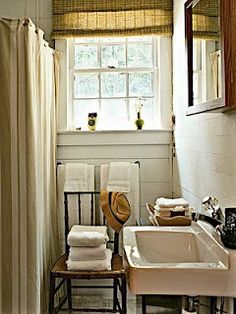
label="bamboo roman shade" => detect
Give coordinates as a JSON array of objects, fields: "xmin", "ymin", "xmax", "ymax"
[
  {"xmin": 52, "ymin": 0, "xmax": 173, "ymax": 39},
  {"xmin": 192, "ymin": 0, "xmax": 220, "ymax": 39}
]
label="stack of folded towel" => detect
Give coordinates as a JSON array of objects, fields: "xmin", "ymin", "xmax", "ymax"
[
  {"xmin": 66, "ymin": 225, "xmax": 112, "ymax": 271},
  {"xmin": 154, "ymin": 197, "xmax": 192, "ymax": 218}
]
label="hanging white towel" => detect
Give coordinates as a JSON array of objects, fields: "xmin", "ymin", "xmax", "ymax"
[
  {"xmin": 67, "ymin": 225, "xmax": 109, "ymax": 247},
  {"xmin": 107, "ymin": 162, "xmax": 131, "ymax": 192},
  {"xmin": 64, "ymin": 163, "xmax": 88, "ymax": 191},
  {"xmin": 69, "ymin": 243, "xmax": 107, "ymax": 261},
  {"xmin": 57, "ymin": 164, "xmax": 95, "ymax": 251},
  {"xmin": 100, "ymin": 163, "xmax": 139, "ymax": 228},
  {"xmin": 66, "ymin": 249, "xmax": 112, "ymax": 271},
  {"xmin": 64, "ymin": 163, "xmax": 94, "ymax": 228}
]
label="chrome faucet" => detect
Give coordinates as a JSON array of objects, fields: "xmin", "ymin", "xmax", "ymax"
[
  {"xmin": 201, "ymin": 195, "xmax": 224, "ymax": 222},
  {"xmin": 192, "ymin": 196, "xmax": 224, "ymax": 228}
]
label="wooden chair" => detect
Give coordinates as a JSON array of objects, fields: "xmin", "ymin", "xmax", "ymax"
[{"xmin": 49, "ymin": 191, "xmax": 127, "ymax": 313}]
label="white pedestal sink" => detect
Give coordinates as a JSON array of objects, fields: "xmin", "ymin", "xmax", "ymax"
[{"xmin": 123, "ymin": 222, "xmax": 236, "ymax": 297}]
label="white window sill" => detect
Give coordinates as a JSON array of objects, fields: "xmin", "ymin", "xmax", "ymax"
[
  {"xmin": 57, "ymin": 129, "xmax": 172, "ymax": 146},
  {"xmin": 57, "ymin": 129, "xmax": 172, "ymax": 134}
]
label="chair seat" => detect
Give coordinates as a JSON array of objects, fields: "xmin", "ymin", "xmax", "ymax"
[{"xmin": 51, "ymin": 253, "xmax": 126, "ymax": 279}]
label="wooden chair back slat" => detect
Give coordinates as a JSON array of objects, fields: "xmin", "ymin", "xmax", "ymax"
[{"xmin": 63, "ymin": 191, "xmax": 119, "ymax": 255}]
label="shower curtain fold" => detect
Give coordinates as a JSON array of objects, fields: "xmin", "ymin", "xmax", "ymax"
[{"xmin": 0, "ymin": 18, "xmax": 61, "ymax": 314}]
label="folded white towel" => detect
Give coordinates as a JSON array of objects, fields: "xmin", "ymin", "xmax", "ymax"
[
  {"xmin": 68, "ymin": 225, "xmax": 109, "ymax": 247},
  {"xmin": 64, "ymin": 163, "xmax": 88, "ymax": 191},
  {"xmin": 69, "ymin": 244, "xmax": 107, "ymax": 261},
  {"xmin": 155, "ymin": 197, "xmax": 189, "ymax": 208},
  {"xmin": 66, "ymin": 249, "xmax": 112, "ymax": 271},
  {"xmin": 107, "ymin": 162, "xmax": 131, "ymax": 193}
]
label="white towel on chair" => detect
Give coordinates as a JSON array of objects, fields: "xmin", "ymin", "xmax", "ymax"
[
  {"xmin": 69, "ymin": 244, "xmax": 107, "ymax": 261},
  {"xmin": 67, "ymin": 225, "xmax": 109, "ymax": 247},
  {"xmin": 66, "ymin": 249, "xmax": 112, "ymax": 271},
  {"xmin": 107, "ymin": 162, "xmax": 131, "ymax": 192}
]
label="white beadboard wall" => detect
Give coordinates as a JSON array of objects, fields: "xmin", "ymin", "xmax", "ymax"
[
  {"xmin": 0, "ymin": 0, "xmax": 52, "ymax": 44},
  {"xmin": 173, "ymin": 2, "xmax": 236, "ymax": 312},
  {"xmin": 173, "ymin": 0, "xmax": 236, "ymax": 212},
  {"xmin": 57, "ymin": 130, "xmax": 173, "ymax": 219}
]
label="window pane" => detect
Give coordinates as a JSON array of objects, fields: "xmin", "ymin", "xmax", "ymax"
[
  {"xmin": 75, "ymin": 45, "xmax": 99, "ymax": 69},
  {"xmin": 74, "ymin": 100, "xmax": 99, "ymax": 130},
  {"xmin": 127, "ymin": 44, "xmax": 153, "ymax": 67},
  {"xmin": 100, "ymin": 99, "xmax": 128, "ymax": 130},
  {"xmin": 101, "ymin": 73, "xmax": 126, "ymax": 97},
  {"xmin": 74, "ymin": 73, "xmax": 99, "ymax": 98},
  {"xmin": 102, "ymin": 37, "xmax": 125, "ymax": 43},
  {"xmin": 129, "ymin": 73, "xmax": 153, "ymax": 97},
  {"xmin": 101, "ymin": 45, "xmax": 126, "ymax": 68},
  {"xmin": 75, "ymin": 38, "xmax": 98, "ymax": 44},
  {"xmin": 128, "ymin": 36, "xmax": 153, "ymax": 43}
]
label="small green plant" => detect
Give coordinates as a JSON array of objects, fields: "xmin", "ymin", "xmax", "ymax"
[{"xmin": 135, "ymin": 97, "xmax": 144, "ymax": 130}]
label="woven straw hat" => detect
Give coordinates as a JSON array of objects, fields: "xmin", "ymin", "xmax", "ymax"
[{"xmin": 100, "ymin": 189, "xmax": 131, "ymax": 233}]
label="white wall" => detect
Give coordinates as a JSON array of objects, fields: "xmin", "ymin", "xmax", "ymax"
[
  {"xmin": 57, "ymin": 130, "xmax": 172, "ymax": 220},
  {"xmin": 55, "ymin": 36, "xmax": 173, "ymax": 222},
  {"xmin": 0, "ymin": 0, "xmax": 52, "ymax": 44},
  {"xmin": 173, "ymin": 1, "xmax": 236, "ymax": 312},
  {"xmin": 173, "ymin": 0, "xmax": 236, "ymax": 212}
]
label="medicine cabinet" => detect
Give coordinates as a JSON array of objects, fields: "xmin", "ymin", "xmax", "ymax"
[{"xmin": 185, "ymin": 0, "xmax": 236, "ymax": 115}]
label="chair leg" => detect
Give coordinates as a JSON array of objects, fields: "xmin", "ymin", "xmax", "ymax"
[
  {"xmin": 142, "ymin": 295, "xmax": 146, "ymax": 314},
  {"xmin": 67, "ymin": 279, "xmax": 72, "ymax": 310},
  {"xmin": 210, "ymin": 297, "xmax": 217, "ymax": 314},
  {"xmin": 49, "ymin": 275, "xmax": 55, "ymax": 314},
  {"xmin": 113, "ymin": 278, "xmax": 118, "ymax": 311},
  {"xmin": 121, "ymin": 275, "xmax": 127, "ymax": 314}
]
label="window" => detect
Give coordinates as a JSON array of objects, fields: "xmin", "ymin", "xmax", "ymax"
[
  {"xmin": 56, "ymin": 36, "xmax": 172, "ymax": 131},
  {"xmin": 69, "ymin": 36, "xmax": 159, "ymax": 131}
]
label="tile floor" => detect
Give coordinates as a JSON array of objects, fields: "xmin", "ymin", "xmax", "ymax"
[{"xmin": 63, "ymin": 296, "xmax": 194, "ymax": 314}]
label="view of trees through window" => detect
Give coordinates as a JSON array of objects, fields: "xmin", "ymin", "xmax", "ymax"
[{"xmin": 72, "ymin": 36, "xmax": 158, "ymax": 130}]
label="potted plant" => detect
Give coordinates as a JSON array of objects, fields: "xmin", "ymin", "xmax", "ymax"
[{"xmin": 135, "ymin": 97, "xmax": 144, "ymax": 130}]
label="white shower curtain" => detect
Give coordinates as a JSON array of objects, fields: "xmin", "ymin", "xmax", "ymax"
[{"xmin": 0, "ymin": 18, "xmax": 61, "ymax": 314}]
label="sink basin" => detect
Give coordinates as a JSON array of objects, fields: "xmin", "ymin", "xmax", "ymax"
[
  {"xmin": 123, "ymin": 223, "xmax": 236, "ymax": 296},
  {"xmin": 125, "ymin": 225, "xmax": 228, "ymax": 269}
]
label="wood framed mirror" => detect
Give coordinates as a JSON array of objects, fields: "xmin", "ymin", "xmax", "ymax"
[{"xmin": 185, "ymin": 0, "xmax": 226, "ymax": 115}]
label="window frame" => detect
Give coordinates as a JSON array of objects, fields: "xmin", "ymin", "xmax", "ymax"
[{"xmin": 55, "ymin": 36, "xmax": 172, "ymax": 132}]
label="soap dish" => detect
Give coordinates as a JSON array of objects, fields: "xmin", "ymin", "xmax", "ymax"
[{"xmin": 155, "ymin": 215, "xmax": 192, "ymax": 227}]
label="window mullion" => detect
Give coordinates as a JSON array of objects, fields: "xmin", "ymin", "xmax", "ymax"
[
  {"xmin": 70, "ymin": 39, "xmax": 75, "ymax": 130},
  {"xmin": 125, "ymin": 39, "xmax": 130, "ymax": 122},
  {"xmin": 98, "ymin": 41, "xmax": 102, "ymax": 112},
  {"xmin": 151, "ymin": 36, "xmax": 158, "ymax": 126}
]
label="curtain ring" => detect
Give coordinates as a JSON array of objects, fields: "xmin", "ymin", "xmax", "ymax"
[{"xmin": 23, "ymin": 18, "xmax": 30, "ymax": 26}]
